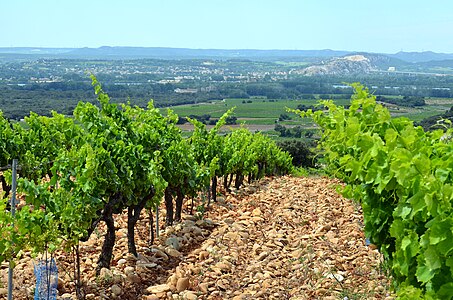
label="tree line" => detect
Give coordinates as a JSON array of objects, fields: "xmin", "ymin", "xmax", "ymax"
[{"xmin": 2, "ymin": 71, "xmax": 452, "ymax": 120}]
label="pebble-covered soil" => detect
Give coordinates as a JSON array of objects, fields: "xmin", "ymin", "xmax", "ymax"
[{"xmin": 0, "ymin": 176, "xmax": 394, "ymax": 300}]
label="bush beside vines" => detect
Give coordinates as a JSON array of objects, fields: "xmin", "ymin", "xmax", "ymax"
[{"xmin": 294, "ymin": 84, "xmax": 453, "ymax": 299}]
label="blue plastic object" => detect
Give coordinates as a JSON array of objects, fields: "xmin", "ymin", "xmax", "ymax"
[{"xmin": 34, "ymin": 258, "xmax": 58, "ymax": 300}]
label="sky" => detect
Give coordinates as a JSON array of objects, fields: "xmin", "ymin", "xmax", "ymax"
[{"xmin": 1, "ymin": 0, "xmax": 453, "ymax": 53}]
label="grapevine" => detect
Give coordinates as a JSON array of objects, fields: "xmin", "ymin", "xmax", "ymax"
[{"xmin": 0, "ymin": 75, "xmax": 293, "ymax": 289}]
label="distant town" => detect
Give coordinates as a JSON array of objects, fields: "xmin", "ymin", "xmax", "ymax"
[{"xmin": 1, "ymin": 47, "xmax": 453, "ymax": 120}]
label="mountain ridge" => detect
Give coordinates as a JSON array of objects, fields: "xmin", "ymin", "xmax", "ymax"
[
  {"xmin": 389, "ymin": 51, "xmax": 453, "ymax": 63},
  {"xmin": 1, "ymin": 46, "xmax": 452, "ymax": 62},
  {"xmin": 2, "ymin": 47, "xmax": 453, "ymax": 75}
]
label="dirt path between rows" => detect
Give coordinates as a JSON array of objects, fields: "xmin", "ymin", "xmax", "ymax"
[{"xmin": 0, "ymin": 176, "xmax": 394, "ymax": 300}]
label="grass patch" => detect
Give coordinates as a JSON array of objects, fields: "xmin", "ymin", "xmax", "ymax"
[{"xmin": 165, "ymin": 98, "xmax": 350, "ymax": 120}]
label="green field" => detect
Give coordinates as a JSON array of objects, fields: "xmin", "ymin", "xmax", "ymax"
[
  {"xmin": 394, "ymin": 107, "xmax": 446, "ymax": 122},
  {"xmin": 164, "ymin": 96, "xmax": 452, "ymax": 139},
  {"xmin": 393, "ymin": 97, "xmax": 453, "ymax": 122},
  {"xmin": 166, "ymin": 98, "xmax": 351, "ymax": 125}
]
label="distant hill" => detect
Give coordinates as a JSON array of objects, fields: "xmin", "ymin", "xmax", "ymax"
[
  {"xmin": 292, "ymin": 53, "xmax": 411, "ymax": 75},
  {"xmin": 417, "ymin": 59, "xmax": 453, "ymax": 68},
  {"xmin": 295, "ymin": 54, "xmax": 374, "ymax": 75},
  {"xmin": 64, "ymin": 47, "xmax": 353, "ymax": 59},
  {"xmin": 0, "ymin": 47, "xmax": 75, "ymax": 54},
  {"xmin": 2, "ymin": 47, "xmax": 453, "ymax": 74},
  {"xmin": 1, "ymin": 47, "xmax": 452, "ymax": 62},
  {"xmin": 0, "ymin": 46, "xmax": 351, "ymax": 60},
  {"xmin": 357, "ymin": 52, "xmax": 410, "ymax": 69},
  {"xmin": 389, "ymin": 51, "xmax": 453, "ymax": 63}
]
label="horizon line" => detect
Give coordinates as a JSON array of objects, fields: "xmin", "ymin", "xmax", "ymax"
[{"xmin": 0, "ymin": 46, "xmax": 451, "ymax": 55}]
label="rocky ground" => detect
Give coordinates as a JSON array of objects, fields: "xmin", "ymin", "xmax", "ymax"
[{"xmin": 0, "ymin": 176, "xmax": 394, "ymax": 300}]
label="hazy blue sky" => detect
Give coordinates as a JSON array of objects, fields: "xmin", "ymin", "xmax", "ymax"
[{"xmin": 2, "ymin": 0, "xmax": 452, "ymax": 53}]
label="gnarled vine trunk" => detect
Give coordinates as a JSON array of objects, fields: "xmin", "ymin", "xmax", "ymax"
[
  {"xmin": 174, "ymin": 187, "xmax": 184, "ymax": 222},
  {"xmin": 0, "ymin": 174, "xmax": 11, "ymax": 199},
  {"xmin": 96, "ymin": 211, "xmax": 115, "ymax": 274},
  {"xmin": 164, "ymin": 187, "xmax": 174, "ymax": 226},
  {"xmin": 127, "ymin": 191, "xmax": 153, "ymax": 257},
  {"xmin": 78, "ymin": 192, "xmax": 123, "ymax": 275},
  {"xmin": 235, "ymin": 173, "xmax": 243, "ymax": 189},
  {"xmin": 228, "ymin": 173, "xmax": 234, "ymax": 190},
  {"xmin": 223, "ymin": 175, "xmax": 228, "ymax": 191},
  {"xmin": 148, "ymin": 207, "xmax": 154, "ymax": 246}
]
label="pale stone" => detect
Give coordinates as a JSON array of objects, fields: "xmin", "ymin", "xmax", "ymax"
[
  {"xmin": 183, "ymin": 220, "xmax": 196, "ymax": 226},
  {"xmin": 204, "ymin": 219, "xmax": 214, "ymax": 226},
  {"xmin": 111, "ymin": 284, "xmax": 122, "ymax": 296},
  {"xmin": 167, "ymin": 273, "xmax": 178, "ymax": 287},
  {"xmin": 126, "ymin": 273, "xmax": 141, "ymax": 284},
  {"xmin": 57, "ymin": 277, "xmax": 66, "ymax": 293},
  {"xmin": 191, "ymin": 266, "xmax": 201, "ymax": 275},
  {"xmin": 124, "ymin": 266, "xmax": 135, "ymax": 275},
  {"xmin": 176, "ymin": 277, "xmax": 190, "ymax": 292},
  {"xmin": 181, "ymin": 226, "xmax": 191, "ymax": 234},
  {"xmin": 224, "ymin": 217, "xmax": 234, "ymax": 224},
  {"xmin": 165, "ymin": 227, "xmax": 176, "ymax": 235},
  {"xmin": 126, "ymin": 253, "xmax": 138, "ymax": 262},
  {"xmin": 216, "ymin": 279, "xmax": 229, "ymax": 290},
  {"xmin": 252, "ymin": 207, "xmax": 262, "ymax": 217},
  {"xmin": 166, "ymin": 236, "xmax": 181, "ymax": 251},
  {"xmin": 117, "ymin": 258, "xmax": 127, "ymax": 266},
  {"xmin": 184, "ymin": 291, "xmax": 198, "ymax": 300},
  {"xmin": 215, "ymin": 261, "xmax": 231, "ymax": 272},
  {"xmin": 149, "ymin": 248, "xmax": 169, "ymax": 260},
  {"xmin": 198, "ymin": 251, "xmax": 209, "ymax": 260},
  {"xmin": 175, "ymin": 266, "xmax": 185, "ymax": 278},
  {"xmin": 256, "ymin": 251, "xmax": 269, "ymax": 261},
  {"xmin": 325, "ymin": 273, "xmax": 345, "ymax": 282},
  {"xmin": 111, "ymin": 270, "xmax": 124, "ymax": 284},
  {"xmin": 99, "ymin": 267, "xmax": 113, "ymax": 283},
  {"xmin": 136, "ymin": 262, "xmax": 157, "ymax": 268},
  {"xmin": 224, "ymin": 232, "xmax": 239, "ymax": 241},
  {"xmin": 146, "ymin": 284, "xmax": 171, "ymax": 294},
  {"xmin": 198, "ymin": 282, "xmax": 209, "ymax": 293},
  {"xmin": 166, "ymin": 248, "xmax": 182, "ymax": 258}
]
